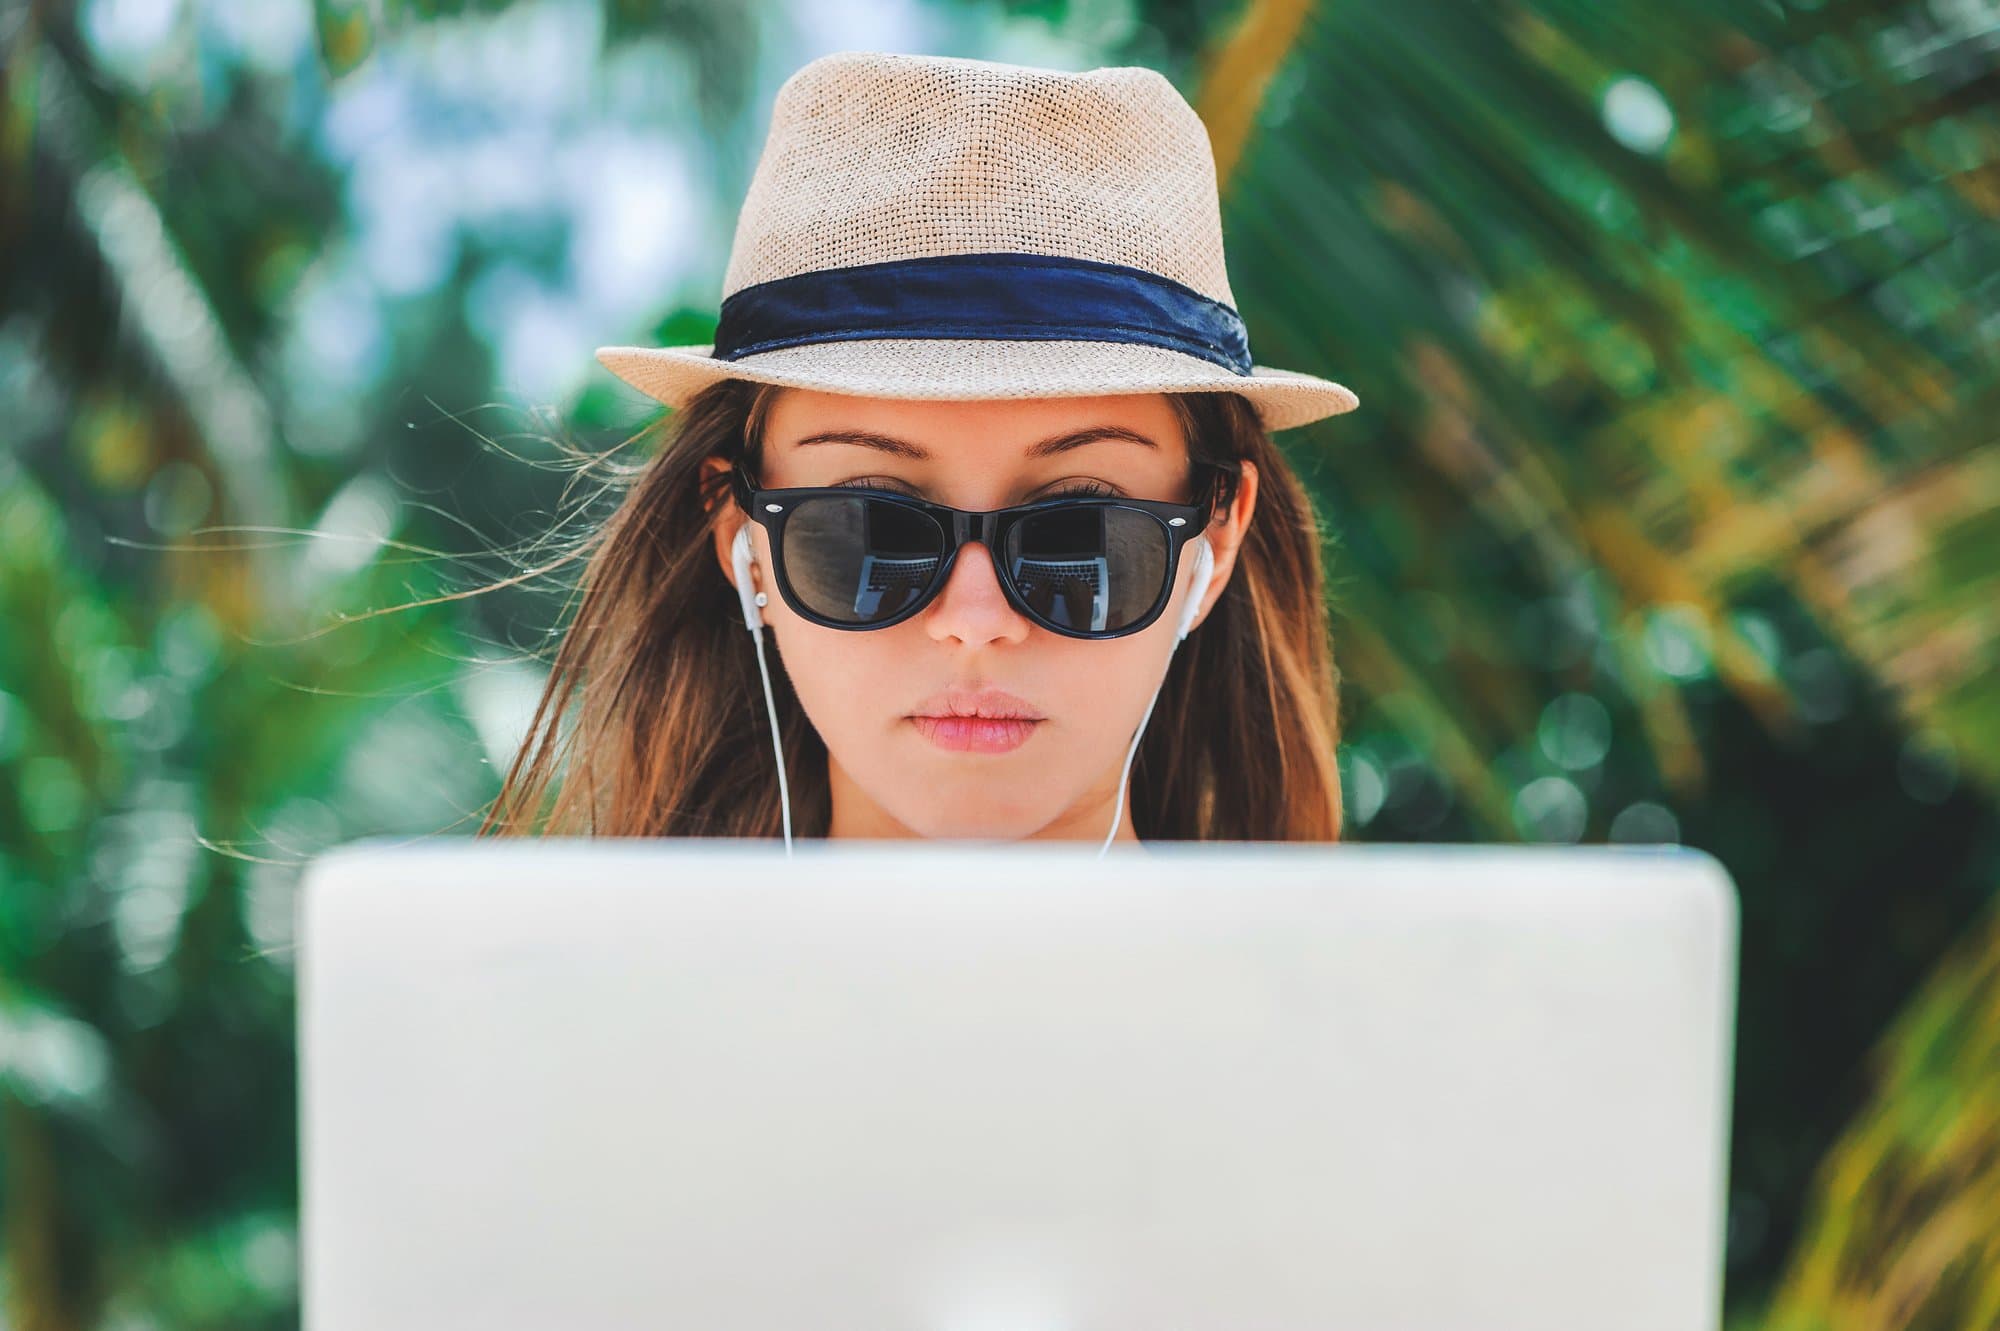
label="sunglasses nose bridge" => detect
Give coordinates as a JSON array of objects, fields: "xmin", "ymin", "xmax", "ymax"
[
  {"xmin": 931, "ymin": 508, "xmax": 1011, "ymax": 603},
  {"xmin": 920, "ymin": 509, "xmax": 988, "ymax": 603}
]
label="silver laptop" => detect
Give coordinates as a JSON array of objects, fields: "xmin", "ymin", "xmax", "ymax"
[{"xmin": 297, "ymin": 838, "xmax": 1738, "ymax": 1331}]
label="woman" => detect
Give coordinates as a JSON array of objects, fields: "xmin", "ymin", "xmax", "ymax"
[{"xmin": 478, "ymin": 50, "xmax": 1360, "ymax": 850}]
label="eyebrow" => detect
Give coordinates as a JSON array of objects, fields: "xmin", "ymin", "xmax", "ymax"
[{"xmin": 785, "ymin": 425, "xmax": 1160, "ymax": 461}]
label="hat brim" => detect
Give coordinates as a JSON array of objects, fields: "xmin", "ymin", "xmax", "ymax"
[{"xmin": 594, "ymin": 338, "xmax": 1358, "ymax": 433}]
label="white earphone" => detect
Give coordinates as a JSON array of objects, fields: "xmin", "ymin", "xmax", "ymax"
[
  {"xmin": 1174, "ymin": 534, "xmax": 1215, "ymax": 641},
  {"xmin": 731, "ymin": 525, "xmax": 792, "ymax": 855},
  {"xmin": 731, "ymin": 525, "xmax": 765, "ymax": 630},
  {"xmin": 729, "ymin": 525, "xmax": 1216, "ymax": 858}
]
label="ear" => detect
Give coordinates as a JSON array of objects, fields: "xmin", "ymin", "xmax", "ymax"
[
  {"xmin": 700, "ymin": 455, "xmax": 758, "ymax": 594},
  {"xmin": 1190, "ymin": 459, "xmax": 1258, "ymax": 633}
]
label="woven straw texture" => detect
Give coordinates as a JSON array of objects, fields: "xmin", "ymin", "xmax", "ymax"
[{"xmin": 596, "ymin": 50, "xmax": 1359, "ymax": 433}]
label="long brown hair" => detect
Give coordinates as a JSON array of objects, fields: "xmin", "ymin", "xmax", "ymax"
[{"xmin": 475, "ymin": 379, "xmax": 1344, "ymax": 841}]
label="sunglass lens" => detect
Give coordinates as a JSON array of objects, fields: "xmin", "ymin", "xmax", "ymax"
[
  {"xmin": 782, "ymin": 495, "xmax": 947, "ymax": 625},
  {"xmin": 1004, "ymin": 505, "xmax": 1168, "ymax": 634}
]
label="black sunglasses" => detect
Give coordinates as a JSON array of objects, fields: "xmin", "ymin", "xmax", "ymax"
[{"xmin": 729, "ymin": 463, "xmax": 1222, "ymax": 640}]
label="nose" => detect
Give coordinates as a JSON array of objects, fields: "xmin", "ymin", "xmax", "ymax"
[{"xmin": 922, "ymin": 540, "xmax": 1032, "ymax": 647}]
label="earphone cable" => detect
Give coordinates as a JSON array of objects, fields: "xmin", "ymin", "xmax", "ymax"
[{"xmin": 749, "ymin": 623, "xmax": 795, "ymax": 857}]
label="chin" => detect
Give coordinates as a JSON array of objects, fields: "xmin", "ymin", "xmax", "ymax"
[{"xmin": 900, "ymin": 799, "xmax": 1048, "ymax": 842}]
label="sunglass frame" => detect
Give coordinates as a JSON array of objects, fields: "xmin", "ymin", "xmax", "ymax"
[{"xmin": 729, "ymin": 463, "xmax": 1220, "ymax": 640}]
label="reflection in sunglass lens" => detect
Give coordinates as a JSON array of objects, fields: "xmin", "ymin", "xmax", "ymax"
[
  {"xmin": 1005, "ymin": 504, "xmax": 1168, "ymax": 634},
  {"xmin": 782, "ymin": 495, "xmax": 947, "ymax": 625}
]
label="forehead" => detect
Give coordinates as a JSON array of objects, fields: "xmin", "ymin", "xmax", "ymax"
[{"xmin": 760, "ymin": 388, "xmax": 1187, "ymax": 469}]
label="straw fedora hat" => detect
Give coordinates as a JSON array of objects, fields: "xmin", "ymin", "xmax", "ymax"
[{"xmin": 595, "ymin": 49, "xmax": 1359, "ymax": 433}]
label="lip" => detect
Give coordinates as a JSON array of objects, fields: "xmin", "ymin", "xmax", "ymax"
[
  {"xmin": 908, "ymin": 715, "xmax": 1042, "ymax": 754},
  {"xmin": 908, "ymin": 686, "xmax": 1047, "ymax": 754},
  {"xmin": 909, "ymin": 686, "xmax": 1048, "ymax": 722}
]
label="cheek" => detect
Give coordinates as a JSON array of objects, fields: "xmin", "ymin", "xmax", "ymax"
[
  {"xmin": 771, "ymin": 620, "xmax": 906, "ymax": 725},
  {"xmin": 1040, "ymin": 637, "xmax": 1164, "ymax": 733}
]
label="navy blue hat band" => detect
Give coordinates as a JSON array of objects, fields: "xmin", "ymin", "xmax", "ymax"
[{"xmin": 710, "ymin": 251, "xmax": 1254, "ymax": 375}]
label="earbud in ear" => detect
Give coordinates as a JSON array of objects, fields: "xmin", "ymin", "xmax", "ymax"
[
  {"xmin": 1174, "ymin": 535, "xmax": 1215, "ymax": 642},
  {"xmin": 730, "ymin": 526, "xmax": 766, "ymax": 631}
]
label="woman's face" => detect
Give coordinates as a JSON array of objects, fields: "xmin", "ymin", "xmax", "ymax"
[{"xmin": 706, "ymin": 387, "xmax": 1258, "ymax": 843}]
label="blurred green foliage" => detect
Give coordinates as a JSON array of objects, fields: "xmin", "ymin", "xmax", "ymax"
[
  {"xmin": 1753, "ymin": 902, "xmax": 2000, "ymax": 1330},
  {"xmin": 1, "ymin": 0, "xmax": 1996, "ymax": 1327}
]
